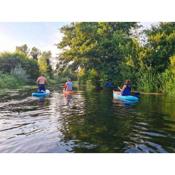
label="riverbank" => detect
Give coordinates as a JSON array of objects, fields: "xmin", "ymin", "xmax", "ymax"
[{"xmin": 132, "ymin": 91, "xmax": 163, "ymax": 96}]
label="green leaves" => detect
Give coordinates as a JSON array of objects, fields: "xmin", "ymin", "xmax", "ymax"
[
  {"xmin": 0, "ymin": 51, "xmax": 39, "ymax": 82},
  {"xmin": 38, "ymin": 51, "xmax": 52, "ymax": 77},
  {"xmin": 144, "ymin": 22, "xmax": 175, "ymax": 72},
  {"xmin": 57, "ymin": 22, "xmax": 138, "ymax": 86}
]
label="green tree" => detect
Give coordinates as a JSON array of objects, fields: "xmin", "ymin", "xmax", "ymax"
[
  {"xmin": 16, "ymin": 44, "xmax": 29, "ymax": 55},
  {"xmin": 38, "ymin": 51, "xmax": 53, "ymax": 77},
  {"xmin": 0, "ymin": 51, "xmax": 39, "ymax": 81},
  {"xmin": 57, "ymin": 22, "xmax": 138, "ymax": 86},
  {"xmin": 30, "ymin": 47, "xmax": 40, "ymax": 60},
  {"xmin": 143, "ymin": 22, "xmax": 175, "ymax": 72}
]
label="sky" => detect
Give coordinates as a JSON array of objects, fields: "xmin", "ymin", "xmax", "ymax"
[
  {"xmin": 0, "ymin": 22, "xmax": 155, "ymax": 58},
  {"xmin": 0, "ymin": 22, "xmax": 68, "ymax": 57}
]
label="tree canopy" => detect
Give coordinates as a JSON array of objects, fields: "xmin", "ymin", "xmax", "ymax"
[{"xmin": 55, "ymin": 22, "xmax": 175, "ymax": 94}]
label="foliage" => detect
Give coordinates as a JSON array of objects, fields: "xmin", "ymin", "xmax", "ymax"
[
  {"xmin": 38, "ymin": 51, "xmax": 53, "ymax": 77},
  {"xmin": 136, "ymin": 67, "xmax": 162, "ymax": 92},
  {"xmin": 11, "ymin": 64, "xmax": 29, "ymax": 83},
  {"xmin": 30, "ymin": 47, "xmax": 40, "ymax": 60},
  {"xmin": 143, "ymin": 22, "xmax": 175, "ymax": 72},
  {"xmin": 0, "ymin": 73, "xmax": 25, "ymax": 89},
  {"xmin": 77, "ymin": 67, "xmax": 86, "ymax": 83},
  {"xmin": 57, "ymin": 22, "xmax": 138, "ymax": 87},
  {"xmin": 161, "ymin": 55, "xmax": 175, "ymax": 95},
  {"xmin": 0, "ymin": 51, "xmax": 39, "ymax": 82},
  {"xmin": 16, "ymin": 44, "xmax": 29, "ymax": 55},
  {"xmin": 56, "ymin": 22, "xmax": 175, "ymax": 94}
]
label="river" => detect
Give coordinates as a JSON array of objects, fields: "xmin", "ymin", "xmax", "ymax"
[{"xmin": 0, "ymin": 86, "xmax": 175, "ymax": 153}]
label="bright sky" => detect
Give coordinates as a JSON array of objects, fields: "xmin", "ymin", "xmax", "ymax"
[
  {"xmin": 0, "ymin": 22, "xmax": 155, "ymax": 58},
  {"xmin": 0, "ymin": 22, "xmax": 68, "ymax": 57}
]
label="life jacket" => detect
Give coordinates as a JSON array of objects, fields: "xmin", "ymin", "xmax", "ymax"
[{"xmin": 121, "ymin": 84, "xmax": 131, "ymax": 96}]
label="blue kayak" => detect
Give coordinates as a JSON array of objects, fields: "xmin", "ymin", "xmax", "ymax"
[
  {"xmin": 113, "ymin": 91, "xmax": 139, "ymax": 102},
  {"xmin": 32, "ymin": 90, "xmax": 50, "ymax": 97}
]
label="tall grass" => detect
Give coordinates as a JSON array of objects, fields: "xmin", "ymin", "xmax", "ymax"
[
  {"xmin": 136, "ymin": 68, "xmax": 162, "ymax": 92},
  {"xmin": 161, "ymin": 69, "xmax": 175, "ymax": 96}
]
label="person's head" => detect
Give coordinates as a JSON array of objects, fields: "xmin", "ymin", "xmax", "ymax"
[
  {"xmin": 67, "ymin": 78, "xmax": 71, "ymax": 82},
  {"xmin": 125, "ymin": 79, "xmax": 131, "ymax": 85}
]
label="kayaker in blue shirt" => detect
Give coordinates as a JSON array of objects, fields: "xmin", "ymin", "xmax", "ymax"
[
  {"xmin": 63, "ymin": 78, "xmax": 73, "ymax": 105},
  {"xmin": 64, "ymin": 78, "xmax": 73, "ymax": 91},
  {"xmin": 104, "ymin": 79, "xmax": 114, "ymax": 88},
  {"xmin": 117, "ymin": 79, "xmax": 131, "ymax": 96}
]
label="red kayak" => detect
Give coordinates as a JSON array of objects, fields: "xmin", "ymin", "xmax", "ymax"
[{"xmin": 63, "ymin": 90, "xmax": 75, "ymax": 97}]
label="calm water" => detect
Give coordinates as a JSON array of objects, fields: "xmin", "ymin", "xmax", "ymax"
[{"xmin": 0, "ymin": 86, "xmax": 175, "ymax": 153}]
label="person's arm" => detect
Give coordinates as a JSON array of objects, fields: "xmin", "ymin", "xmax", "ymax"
[
  {"xmin": 118, "ymin": 86, "xmax": 122, "ymax": 91},
  {"xmin": 64, "ymin": 83, "xmax": 67, "ymax": 90},
  {"xmin": 45, "ymin": 78, "xmax": 48, "ymax": 84},
  {"xmin": 119, "ymin": 85, "xmax": 126, "ymax": 92},
  {"xmin": 36, "ymin": 78, "xmax": 39, "ymax": 84}
]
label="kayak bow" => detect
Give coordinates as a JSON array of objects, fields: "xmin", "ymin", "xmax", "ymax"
[
  {"xmin": 32, "ymin": 90, "xmax": 50, "ymax": 97},
  {"xmin": 113, "ymin": 91, "xmax": 139, "ymax": 102}
]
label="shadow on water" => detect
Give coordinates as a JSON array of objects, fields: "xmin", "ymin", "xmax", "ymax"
[{"xmin": 0, "ymin": 87, "xmax": 175, "ymax": 153}]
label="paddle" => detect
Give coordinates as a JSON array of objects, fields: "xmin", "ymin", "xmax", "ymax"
[{"xmin": 118, "ymin": 86, "xmax": 122, "ymax": 91}]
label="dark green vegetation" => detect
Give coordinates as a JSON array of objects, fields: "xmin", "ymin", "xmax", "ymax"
[
  {"xmin": 56, "ymin": 22, "xmax": 175, "ymax": 95},
  {"xmin": 0, "ymin": 44, "xmax": 53, "ymax": 89}
]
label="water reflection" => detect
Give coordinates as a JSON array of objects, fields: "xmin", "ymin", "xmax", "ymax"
[{"xmin": 0, "ymin": 87, "xmax": 175, "ymax": 152}]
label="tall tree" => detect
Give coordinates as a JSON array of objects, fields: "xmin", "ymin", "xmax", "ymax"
[
  {"xmin": 30, "ymin": 47, "xmax": 40, "ymax": 60},
  {"xmin": 16, "ymin": 44, "xmax": 29, "ymax": 55},
  {"xmin": 57, "ymin": 22, "xmax": 138, "ymax": 83},
  {"xmin": 38, "ymin": 51, "xmax": 52, "ymax": 77},
  {"xmin": 143, "ymin": 22, "xmax": 175, "ymax": 72}
]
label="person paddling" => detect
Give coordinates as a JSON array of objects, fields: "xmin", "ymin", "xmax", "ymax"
[
  {"xmin": 64, "ymin": 78, "xmax": 73, "ymax": 92},
  {"xmin": 115, "ymin": 79, "xmax": 131, "ymax": 96},
  {"xmin": 63, "ymin": 78, "xmax": 73, "ymax": 105},
  {"xmin": 36, "ymin": 74, "xmax": 47, "ymax": 92}
]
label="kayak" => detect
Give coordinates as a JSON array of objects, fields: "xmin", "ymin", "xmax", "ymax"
[
  {"xmin": 63, "ymin": 90, "xmax": 75, "ymax": 96},
  {"xmin": 113, "ymin": 91, "xmax": 139, "ymax": 102},
  {"xmin": 32, "ymin": 90, "xmax": 50, "ymax": 97}
]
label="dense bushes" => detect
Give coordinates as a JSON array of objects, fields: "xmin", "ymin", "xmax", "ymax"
[
  {"xmin": 0, "ymin": 52, "xmax": 40, "ymax": 89},
  {"xmin": 0, "ymin": 74, "xmax": 25, "ymax": 89},
  {"xmin": 0, "ymin": 52, "xmax": 39, "ymax": 82}
]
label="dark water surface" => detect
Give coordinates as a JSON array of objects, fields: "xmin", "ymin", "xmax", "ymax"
[{"xmin": 0, "ymin": 86, "xmax": 175, "ymax": 153}]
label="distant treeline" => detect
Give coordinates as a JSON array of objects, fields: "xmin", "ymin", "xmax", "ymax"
[{"xmin": 0, "ymin": 45, "xmax": 53, "ymax": 89}]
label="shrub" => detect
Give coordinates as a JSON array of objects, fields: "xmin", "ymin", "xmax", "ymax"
[
  {"xmin": 0, "ymin": 52, "xmax": 39, "ymax": 82},
  {"xmin": 136, "ymin": 68, "xmax": 162, "ymax": 92},
  {"xmin": 0, "ymin": 73, "xmax": 24, "ymax": 89},
  {"xmin": 11, "ymin": 64, "xmax": 29, "ymax": 83}
]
